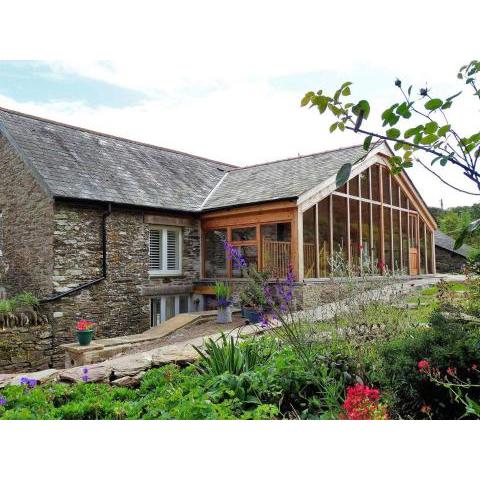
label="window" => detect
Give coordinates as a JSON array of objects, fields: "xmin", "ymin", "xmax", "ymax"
[
  {"xmin": 149, "ymin": 226, "xmax": 182, "ymax": 275},
  {"xmin": 151, "ymin": 294, "xmax": 191, "ymax": 326}
]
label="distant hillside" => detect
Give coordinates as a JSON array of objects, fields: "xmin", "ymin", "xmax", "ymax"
[{"xmin": 429, "ymin": 203, "xmax": 480, "ymax": 250}]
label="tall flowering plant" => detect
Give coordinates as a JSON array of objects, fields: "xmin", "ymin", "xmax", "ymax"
[{"xmin": 417, "ymin": 359, "xmax": 480, "ymax": 419}]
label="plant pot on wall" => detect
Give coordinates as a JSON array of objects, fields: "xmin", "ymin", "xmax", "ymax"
[
  {"xmin": 217, "ymin": 306, "xmax": 232, "ymax": 324},
  {"xmin": 76, "ymin": 329, "xmax": 94, "ymax": 346}
]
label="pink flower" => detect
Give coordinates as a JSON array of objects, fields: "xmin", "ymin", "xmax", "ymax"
[
  {"xmin": 446, "ymin": 367, "xmax": 457, "ymax": 376},
  {"xmin": 418, "ymin": 359, "xmax": 431, "ymax": 374}
]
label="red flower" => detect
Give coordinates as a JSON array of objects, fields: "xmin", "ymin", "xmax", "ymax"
[
  {"xmin": 420, "ymin": 404, "xmax": 432, "ymax": 415},
  {"xmin": 418, "ymin": 359, "xmax": 431, "ymax": 374},
  {"xmin": 446, "ymin": 367, "xmax": 457, "ymax": 376},
  {"xmin": 76, "ymin": 319, "xmax": 95, "ymax": 331},
  {"xmin": 341, "ymin": 384, "xmax": 388, "ymax": 420}
]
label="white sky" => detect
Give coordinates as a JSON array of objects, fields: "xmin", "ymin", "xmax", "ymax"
[{"xmin": 0, "ymin": 0, "xmax": 478, "ymax": 209}]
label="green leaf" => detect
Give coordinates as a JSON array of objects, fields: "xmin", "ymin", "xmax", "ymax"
[
  {"xmin": 446, "ymin": 91, "xmax": 462, "ymax": 102},
  {"xmin": 301, "ymin": 91, "xmax": 315, "ymax": 107},
  {"xmin": 438, "ymin": 124, "xmax": 451, "ymax": 137},
  {"xmin": 424, "ymin": 121, "xmax": 438, "ymax": 134},
  {"xmin": 404, "ymin": 126, "xmax": 419, "ymax": 138},
  {"xmin": 442, "ymin": 101, "xmax": 452, "ymax": 110},
  {"xmin": 336, "ymin": 163, "xmax": 352, "ymax": 188},
  {"xmin": 424, "ymin": 98, "xmax": 443, "ymax": 110},
  {"xmin": 420, "ymin": 134, "xmax": 438, "ymax": 145},
  {"xmin": 363, "ymin": 135, "xmax": 373, "ymax": 151},
  {"xmin": 352, "ymin": 100, "xmax": 370, "ymax": 120},
  {"xmin": 337, "ymin": 122, "xmax": 345, "ymax": 131},
  {"xmin": 386, "ymin": 128, "xmax": 401, "ymax": 139},
  {"xmin": 342, "ymin": 86, "xmax": 351, "ymax": 96},
  {"xmin": 329, "ymin": 122, "xmax": 338, "ymax": 133}
]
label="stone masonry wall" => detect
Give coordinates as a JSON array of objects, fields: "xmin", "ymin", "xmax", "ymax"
[
  {"xmin": 0, "ymin": 325, "xmax": 54, "ymax": 373},
  {"xmin": 0, "ymin": 134, "xmax": 54, "ymax": 297},
  {"xmin": 39, "ymin": 202, "xmax": 202, "ymax": 369},
  {"xmin": 435, "ymin": 247, "xmax": 467, "ymax": 273}
]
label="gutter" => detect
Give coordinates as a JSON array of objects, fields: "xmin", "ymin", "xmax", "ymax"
[{"xmin": 41, "ymin": 203, "xmax": 112, "ymax": 304}]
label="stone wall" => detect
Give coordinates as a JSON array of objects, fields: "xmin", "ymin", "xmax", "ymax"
[
  {"xmin": 435, "ymin": 247, "xmax": 467, "ymax": 273},
  {"xmin": 0, "ymin": 134, "xmax": 54, "ymax": 297},
  {"xmin": 0, "ymin": 324, "xmax": 54, "ymax": 373},
  {"xmin": 38, "ymin": 202, "xmax": 202, "ymax": 369}
]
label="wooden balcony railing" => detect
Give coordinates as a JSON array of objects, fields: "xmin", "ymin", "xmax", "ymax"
[{"xmin": 262, "ymin": 239, "xmax": 291, "ymax": 278}]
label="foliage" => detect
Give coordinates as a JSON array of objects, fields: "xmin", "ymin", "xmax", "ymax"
[
  {"xmin": 214, "ymin": 282, "xmax": 232, "ymax": 308},
  {"xmin": 0, "ymin": 292, "xmax": 39, "ymax": 314},
  {"xmin": 193, "ymin": 333, "xmax": 272, "ymax": 376},
  {"xmin": 0, "ymin": 339, "xmax": 352, "ymax": 420},
  {"xmin": 378, "ymin": 311, "xmax": 480, "ymax": 419},
  {"xmin": 238, "ymin": 266, "xmax": 269, "ymax": 309},
  {"xmin": 302, "ymin": 60, "xmax": 480, "ymax": 247},
  {"xmin": 417, "ymin": 359, "xmax": 480, "ymax": 419}
]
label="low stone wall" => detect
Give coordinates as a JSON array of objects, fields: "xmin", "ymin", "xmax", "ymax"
[{"xmin": 0, "ymin": 324, "xmax": 54, "ymax": 373}]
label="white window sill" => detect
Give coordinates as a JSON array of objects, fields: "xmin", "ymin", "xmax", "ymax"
[{"xmin": 149, "ymin": 271, "xmax": 182, "ymax": 278}]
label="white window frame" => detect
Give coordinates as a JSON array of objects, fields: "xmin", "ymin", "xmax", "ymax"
[
  {"xmin": 150, "ymin": 294, "xmax": 192, "ymax": 326},
  {"xmin": 148, "ymin": 226, "xmax": 182, "ymax": 276}
]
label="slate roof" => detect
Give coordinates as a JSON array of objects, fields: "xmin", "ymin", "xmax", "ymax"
[
  {"xmin": 435, "ymin": 230, "xmax": 473, "ymax": 258},
  {"xmin": 0, "ymin": 107, "xmax": 233, "ymax": 212},
  {"xmin": 0, "ymin": 107, "xmax": 374, "ymax": 212},
  {"xmin": 202, "ymin": 144, "xmax": 368, "ymax": 210}
]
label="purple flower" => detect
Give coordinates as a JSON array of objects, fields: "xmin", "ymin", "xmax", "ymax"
[
  {"xmin": 82, "ymin": 367, "xmax": 89, "ymax": 382},
  {"xmin": 260, "ymin": 313, "xmax": 269, "ymax": 328},
  {"xmin": 222, "ymin": 240, "xmax": 247, "ymax": 270},
  {"xmin": 0, "ymin": 395, "xmax": 7, "ymax": 406},
  {"xmin": 20, "ymin": 377, "xmax": 37, "ymax": 389},
  {"xmin": 82, "ymin": 367, "xmax": 89, "ymax": 374},
  {"xmin": 217, "ymin": 298, "xmax": 232, "ymax": 308}
]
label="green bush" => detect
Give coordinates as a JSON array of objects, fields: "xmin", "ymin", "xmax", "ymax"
[
  {"xmin": 378, "ymin": 311, "xmax": 480, "ymax": 419},
  {"xmin": 193, "ymin": 334, "xmax": 273, "ymax": 376}
]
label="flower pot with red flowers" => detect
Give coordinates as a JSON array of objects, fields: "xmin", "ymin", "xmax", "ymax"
[{"xmin": 75, "ymin": 319, "xmax": 95, "ymax": 346}]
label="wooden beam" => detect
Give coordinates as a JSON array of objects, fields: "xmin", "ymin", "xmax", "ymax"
[
  {"xmin": 227, "ymin": 227, "xmax": 232, "ymax": 278},
  {"xmin": 202, "ymin": 208, "xmax": 295, "ymax": 229},
  {"xmin": 201, "ymin": 200, "xmax": 297, "ymax": 219},
  {"xmin": 347, "ymin": 182, "xmax": 351, "ymax": 267},
  {"xmin": 193, "ymin": 285, "xmax": 216, "ymax": 295},
  {"xmin": 379, "ymin": 167, "xmax": 385, "ymax": 272},
  {"xmin": 315, "ymin": 203, "xmax": 320, "ymax": 278},
  {"xmin": 329, "ymin": 194, "xmax": 334, "ymax": 258},
  {"xmin": 296, "ymin": 208, "xmax": 303, "ymax": 281}
]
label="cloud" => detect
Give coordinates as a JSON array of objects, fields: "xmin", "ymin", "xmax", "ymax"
[{"xmin": 0, "ymin": 0, "xmax": 478, "ymax": 209}]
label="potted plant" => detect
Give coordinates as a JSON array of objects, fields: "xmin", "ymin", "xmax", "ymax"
[
  {"xmin": 215, "ymin": 282, "xmax": 233, "ymax": 324},
  {"xmin": 75, "ymin": 319, "xmax": 95, "ymax": 346},
  {"xmin": 239, "ymin": 267, "xmax": 269, "ymax": 324}
]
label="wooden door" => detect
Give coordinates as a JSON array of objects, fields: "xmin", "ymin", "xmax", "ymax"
[{"xmin": 408, "ymin": 214, "xmax": 419, "ymax": 275}]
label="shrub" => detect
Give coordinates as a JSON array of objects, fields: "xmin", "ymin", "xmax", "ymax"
[
  {"xmin": 378, "ymin": 311, "xmax": 480, "ymax": 419},
  {"xmin": 193, "ymin": 333, "xmax": 272, "ymax": 376}
]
